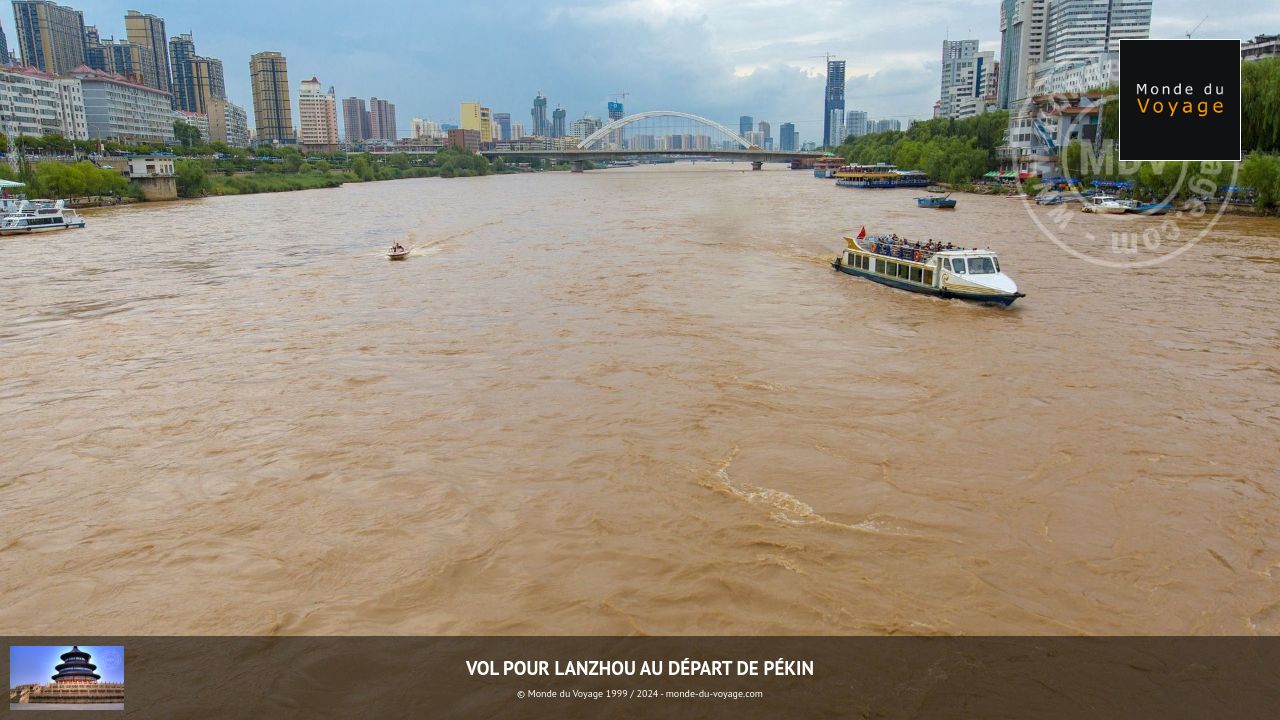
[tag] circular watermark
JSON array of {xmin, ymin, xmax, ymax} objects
[{"xmin": 1012, "ymin": 92, "xmax": 1240, "ymax": 268}]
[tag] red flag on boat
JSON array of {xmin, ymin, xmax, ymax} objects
[{"xmin": 856, "ymin": 226, "xmax": 866, "ymax": 240}]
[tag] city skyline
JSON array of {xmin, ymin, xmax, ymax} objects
[{"xmin": 1, "ymin": 0, "xmax": 1276, "ymax": 139}]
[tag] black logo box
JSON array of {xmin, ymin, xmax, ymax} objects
[{"xmin": 1120, "ymin": 39, "xmax": 1241, "ymax": 162}]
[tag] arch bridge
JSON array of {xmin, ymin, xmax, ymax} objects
[{"xmin": 478, "ymin": 110, "xmax": 822, "ymax": 170}]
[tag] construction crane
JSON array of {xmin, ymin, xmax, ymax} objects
[{"xmin": 1186, "ymin": 15, "xmax": 1208, "ymax": 39}]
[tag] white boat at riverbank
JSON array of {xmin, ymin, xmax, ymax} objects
[
  {"xmin": 1081, "ymin": 195, "xmax": 1135, "ymax": 214},
  {"xmin": 0, "ymin": 199, "xmax": 86, "ymax": 235}
]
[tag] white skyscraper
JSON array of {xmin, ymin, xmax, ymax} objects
[
  {"xmin": 998, "ymin": 0, "xmax": 1048, "ymax": 108},
  {"xmin": 939, "ymin": 40, "xmax": 996, "ymax": 119},
  {"xmin": 1043, "ymin": 0, "xmax": 1152, "ymax": 65}
]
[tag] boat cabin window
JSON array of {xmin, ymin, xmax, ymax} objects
[
  {"xmin": 950, "ymin": 258, "xmax": 966, "ymax": 274},
  {"xmin": 910, "ymin": 267, "xmax": 923, "ymax": 283},
  {"xmin": 967, "ymin": 257, "xmax": 996, "ymax": 274},
  {"xmin": 896, "ymin": 264, "xmax": 909, "ymax": 279}
]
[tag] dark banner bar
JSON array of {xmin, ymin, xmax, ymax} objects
[{"xmin": 7, "ymin": 637, "xmax": 1280, "ymax": 719}]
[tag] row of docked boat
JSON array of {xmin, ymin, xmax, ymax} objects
[
  {"xmin": 1078, "ymin": 195, "xmax": 1172, "ymax": 215},
  {"xmin": 0, "ymin": 198, "xmax": 86, "ymax": 235}
]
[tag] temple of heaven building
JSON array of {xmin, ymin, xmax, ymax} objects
[
  {"xmin": 52, "ymin": 646, "xmax": 101, "ymax": 683},
  {"xmin": 8, "ymin": 646, "xmax": 124, "ymax": 707}
]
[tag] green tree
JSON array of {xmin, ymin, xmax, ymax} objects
[
  {"xmin": 1242, "ymin": 58, "xmax": 1280, "ymax": 153},
  {"xmin": 1240, "ymin": 152, "xmax": 1280, "ymax": 209},
  {"xmin": 173, "ymin": 120, "xmax": 202, "ymax": 147},
  {"xmin": 175, "ymin": 159, "xmax": 212, "ymax": 198},
  {"xmin": 350, "ymin": 154, "xmax": 375, "ymax": 181}
]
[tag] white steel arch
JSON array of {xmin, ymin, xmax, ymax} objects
[{"xmin": 577, "ymin": 111, "xmax": 758, "ymax": 150}]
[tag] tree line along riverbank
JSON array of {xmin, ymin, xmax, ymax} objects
[{"xmin": 0, "ymin": 129, "xmax": 597, "ymax": 203}]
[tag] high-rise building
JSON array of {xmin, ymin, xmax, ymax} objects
[
  {"xmin": 872, "ymin": 118, "xmax": 901, "ymax": 133},
  {"xmin": 823, "ymin": 58, "xmax": 845, "ymax": 147},
  {"xmin": 168, "ymin": 33, "xmax": 194, "ymax": 110},
  {"xmin": 0, "ymin": 17, "xmax": 9, "ymax": 64},
  {"xmin": 249, "ymin": 51, "xmax": 294, "ymax": 144},
  {"xmin": 738, "ymin": 115, "xmax": 752, "ymax": 137},
  {"xmin": 106, "ymin": 39, "xmax": 160, "ymax": 91},
  {"xmin": 368, "ymin": 97, "xmax": 395, "ymax": 141},
  {"xmin": 1044, "ymin": 0, "xmax": 1151, "ymax": 66},
  {"xmin": 493, "ymin": 112, "xmax": 510, "ymax": 141},
  {"xmin": 778, "ymin": 122, "xmax": 797, "ymax": 152},
  {"xmin": 83, "ymin": 24, "xmax": 107, "ymax": 71},
  {"xmin": 297, "ymin": 76, "xmax": 338, "ymax": 152},
  {"xmin": 410, "ymin": 117, "xmax": 441, "ymax": 140},
  {"xmin": 997, "ymin": 0, "xmax": 1048, "ymax": 109},
  {"xmin": 510, "ymin": 121, "xmax": 524, "ymax": 139},
  {"xmin": 341, "ymin": 97, "xmax": 369, "ymax": 142},
  {"xmin": 459, "ymin": 101, "xmax": 481, "ymax": 135},
  {"xmin": 480, "ymin": 106, "xmax": 492, "ymax": 144},
  {"xmin": 13, "ymin": 0, "xmax": 86, "ymax": 75},
  {"xmin": 124, "ymin": 10, "xmax": 169, "ymax": 95},
  {"xmin": 843, "ymin": 110, "xmax": 868, "ymax": 139},
  {"xmin": 756, "ymin": 120, "xmax": 771, "ymax": 150},
  {"xmin": 551, "ymin": 106, "xmax": 566, "ymax": 137},
  {"xmin": 939, "ymin": 39, "xmax": 996, "ymax": 119},
  {"xmin": 531, "ymin": 92, "xmax": 547, "ymax": 136}
]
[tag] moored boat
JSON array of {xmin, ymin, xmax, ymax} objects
[
  {"xmin": 0, "ymin": 199, "xmax": 86, "ymax": 235},
  {"xmin": 1127, "ymin": 201, "xmax": 1172, "ymax": 215},
  {"xmin": 1081, "ymin": 194, "xmax": 1134, "ymax": 214},
  {"xmin": 831, "ymin": 229, "xmax": 1023, "ymax": 306},
  {"xmin": 813, "ymin": 158, "xmax": 843, "ymax": 178},
  {"xmin": 916, "ymin": 195, "xmax": 957, "ymax": 209}
]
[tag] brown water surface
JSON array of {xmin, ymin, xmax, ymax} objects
[{"xmin": 2, "ymin": 164, "xmax": 1278, "ymax": 635}]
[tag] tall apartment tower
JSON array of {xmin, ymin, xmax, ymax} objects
[
  {"xmin": 298, "ymin": 76, "xmax": 339, "ymax": 152},
  {"xmin": 341, "ymin": 97, "xmax": 369, "ymax": 142},
  {"xmin": 530, "ymin": 92, "xmax": 547, "ymax": 136},
  {"xmin": 169, "ymin": 34, "xmax": 195, "ymax": 111},
  {"xmin": 250, "ymin": 51, "xmax": 294, "ymax": 144},
  {"xmin": 997, "ymin": 0, "xmax": 1047, "ymax": 108},
  {"xmin": 823, "ymin": 58, "xmax": 846, "ymax": 147},
  {"xmin": 369, "ymin": 97, "xmax": 396, "ymax": 141},
  {"xmin": 551, "ymin": 106, "xmax": 566, "ymax": 137},
  {"xmin": 1044, "ymin": 0, "xmax": 1151, "ymax": 65},
  {"xmin": 12, "ymin": 0, "xmax": 86, "ymax": 75},
  {"xmin": 738, "ymin": 115, "xmax": 753, "ymax": 137},
  {"xmin": 493, "ymin": 112, "xmax": 511, "ymax": 142},
  {"xmin": 124, "ymin": 10, "xmax": 170, "ymax": 95}
]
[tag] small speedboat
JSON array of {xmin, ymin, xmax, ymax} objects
[
  {"xmin": 916, "ymin": 195, "xmax": 956, "ymax": 209},
  {"xmin": 1036, "ymin": 194, "xmax": 1065, "ymax": 205},
  {"xmin": 388, "ymin": 245, "xmax": 410, "ymax": 260}
]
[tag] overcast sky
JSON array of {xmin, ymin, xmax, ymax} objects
[{"xmin": 31, "ymin": 1, "xmax": 1280, "ymax": 143}]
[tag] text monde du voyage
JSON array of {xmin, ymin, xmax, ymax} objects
[
  {"xmin": 465, "ymin": 659, "xmax": 815, "ymax": 677},
  {"xmin": 1133, "ymin": 83, "xmax": 1229, "ymax": 118}
]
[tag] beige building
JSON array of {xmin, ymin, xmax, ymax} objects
[
  {"xmin": 12, "ymin": 0, "xmax": 87, "ymax": 75},
  {"xmin": 249, "ymin": 51, "xmax": 294, "ymax": 144},
  {"xmin": 297, "ymin": 76, "xmax": 339, "ymax": 153},
  {"xmin": 459, "ymin": 102, "xmax": 481, "ymax": 134},
  {"xmin": 124, "ymin": 10, "xmax": 170, "ymax": 95},
  {"xmin": 207, "ymin": 97, "xmax": 250, "ymax": 148}
]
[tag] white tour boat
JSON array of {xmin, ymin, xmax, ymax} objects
[
  {"xmin": 832, "ymin": 230, "xmax": 1024, "ymax": 306},
  {"xmin": 0, "ymin": 199, "xmax": 86, "ymax": 235},
  {"xmin": 1081, "ymin": 195, "xmax": 1135, "ymax": 214}
]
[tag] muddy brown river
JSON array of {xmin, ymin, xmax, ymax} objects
[{"xmin": 2, "ymin": 164, "xmax": 1277, "ymax": 635}]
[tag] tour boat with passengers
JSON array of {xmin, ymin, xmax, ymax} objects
[
  {"xmin": 831, "ymin": 228, "xmax": 1024, "ymax": 306},
  {"xmin": 0, "ymin": 199, "xmax": 86, "ymax": 235},
  {"xmin": 813, "ymin": 157, "xmax": 844, "ymax": 178}
]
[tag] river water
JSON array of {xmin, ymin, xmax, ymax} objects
[{"xmin": 2, "ymin": 164, "xmax": 1278, "ymax": 635}]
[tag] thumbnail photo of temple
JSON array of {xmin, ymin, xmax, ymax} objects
[{"xmin": 8, "ymin": 646, "xmax": 125, "ymax": 711}]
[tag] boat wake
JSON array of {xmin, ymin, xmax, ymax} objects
[{"xmin": 701, "ymin": 446, "xmax": 955, "ymax": 542}]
